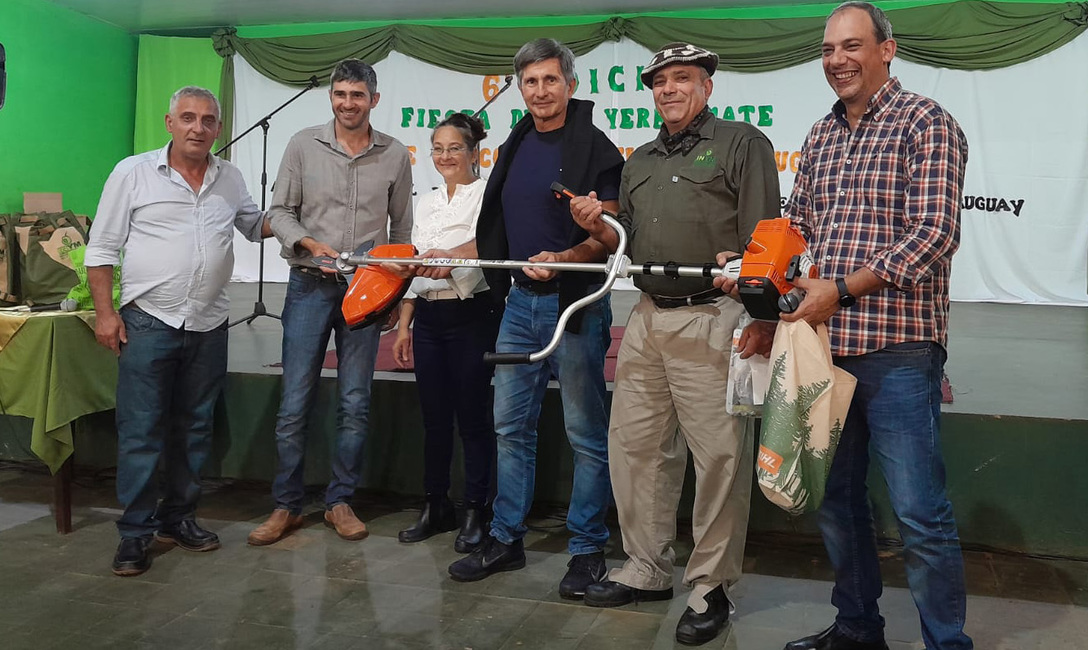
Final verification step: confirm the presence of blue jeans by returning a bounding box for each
[272,268,380,513]
[115,305,227,539]
[824,342,972,649]
[490,286,612,555]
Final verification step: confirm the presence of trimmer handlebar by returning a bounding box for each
[327,181,794,365]
[482,352,533,365]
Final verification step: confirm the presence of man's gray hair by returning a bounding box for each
[830,1,894,42]
[514,38,577,85]
[330,59,378,95]
[169,86,221,120]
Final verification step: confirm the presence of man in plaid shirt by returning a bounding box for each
[775,3,973,649]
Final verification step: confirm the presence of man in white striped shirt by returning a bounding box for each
[85,86,270,577]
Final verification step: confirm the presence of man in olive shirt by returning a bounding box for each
[249,59,413,546]
[571,43,780,646]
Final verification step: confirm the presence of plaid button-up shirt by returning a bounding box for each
[786,78,968,357]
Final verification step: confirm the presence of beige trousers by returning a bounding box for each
[608,293,754,611]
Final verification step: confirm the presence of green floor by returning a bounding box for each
[2,465,1087,649]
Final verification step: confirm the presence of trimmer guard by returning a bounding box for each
[342,242,417,330]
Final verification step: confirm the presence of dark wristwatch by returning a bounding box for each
[835,278,856,308]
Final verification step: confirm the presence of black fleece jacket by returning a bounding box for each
[475,98,624,332]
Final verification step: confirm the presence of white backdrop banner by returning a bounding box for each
[231,36,1088,305]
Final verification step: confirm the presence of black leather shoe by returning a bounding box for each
[558,551,607,600]
[399,495,458,543]
[784,624,889,650]
[584,579,673,608]
[112,537,151,576]
[154,519,220,552]
[676,584,730,646]
[454,502,488,553]
[448,536,525,582]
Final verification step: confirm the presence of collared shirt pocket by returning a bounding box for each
[672,165,727,223]
[858,135,908,215]
[625,169,655,200]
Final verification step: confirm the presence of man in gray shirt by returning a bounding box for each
[86,86,269,577]
[249,59,413,546]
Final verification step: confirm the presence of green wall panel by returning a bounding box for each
[134,35,222,154]
[0,0,137,216]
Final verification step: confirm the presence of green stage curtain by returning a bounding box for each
[207,1,1087,148]
[891,1,1088,68]
[213,2,1088,81]
[622,15,826,72]
[135,35,223,154]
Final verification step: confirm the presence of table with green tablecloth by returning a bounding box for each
[0,309,117,531]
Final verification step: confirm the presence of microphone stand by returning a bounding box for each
[217,75,320,327]
[473,75,513,117]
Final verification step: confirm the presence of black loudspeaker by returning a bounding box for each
[0,42,6,110]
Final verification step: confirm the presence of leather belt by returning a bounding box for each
[419,288,464,301]
[650,288,725,309]
[515,279,560,295]
[294,266,346,283]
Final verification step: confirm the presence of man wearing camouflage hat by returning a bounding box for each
[570,42,781,645]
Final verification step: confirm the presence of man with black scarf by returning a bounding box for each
[571,43,781,645]
[423,38,623,599]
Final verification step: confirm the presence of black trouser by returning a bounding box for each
[413,292,501,504]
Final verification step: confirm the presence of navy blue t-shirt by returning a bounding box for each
[501,127,620,283]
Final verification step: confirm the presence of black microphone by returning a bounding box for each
[308,75,319,89]
[0,42,7,111]
[29,299,79,312]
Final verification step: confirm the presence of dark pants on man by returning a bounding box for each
[272,268,381,512]
[823,342,972,649]
[115,305,227,539]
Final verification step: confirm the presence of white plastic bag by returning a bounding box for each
[726,314,771,416]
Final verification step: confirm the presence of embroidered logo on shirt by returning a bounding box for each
[693,148,716,167]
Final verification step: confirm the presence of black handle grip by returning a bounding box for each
[550,181,574,200]
[311,255,339,271]
[550,181,620,219]
[484,352,532,365]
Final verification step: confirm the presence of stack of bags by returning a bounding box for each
[0,193,117,311]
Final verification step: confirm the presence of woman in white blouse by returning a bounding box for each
[393,113,500,552]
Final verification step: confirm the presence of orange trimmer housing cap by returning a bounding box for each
[342,243,417,329]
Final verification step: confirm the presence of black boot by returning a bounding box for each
[154,519,220,552]
[675,584,730,645]
[454,502,488,553]
[585,580,673,608]
[112,537,151,577]
[398,495,458,543]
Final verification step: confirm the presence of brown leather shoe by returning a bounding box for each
[247,509,304,546]
[324,503,369,541]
